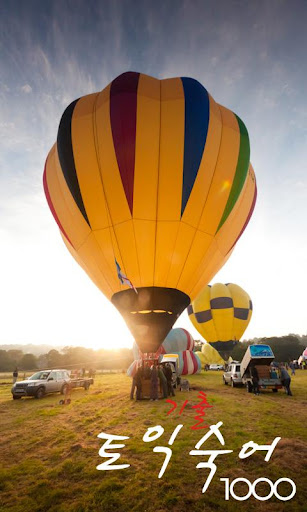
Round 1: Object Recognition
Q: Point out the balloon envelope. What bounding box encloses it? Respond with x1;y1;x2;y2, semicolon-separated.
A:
188;283;252;359
44;72;256;353
201;343;226;365
174;351;201;375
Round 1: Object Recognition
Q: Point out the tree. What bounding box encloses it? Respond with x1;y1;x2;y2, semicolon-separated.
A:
0;350;14;371
47;349;64;368
20;353;37;370
7;350;23;365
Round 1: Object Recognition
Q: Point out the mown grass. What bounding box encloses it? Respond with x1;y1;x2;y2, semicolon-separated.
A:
0;371;306;511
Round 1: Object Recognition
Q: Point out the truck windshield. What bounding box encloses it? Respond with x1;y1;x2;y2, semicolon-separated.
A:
29;371;50;380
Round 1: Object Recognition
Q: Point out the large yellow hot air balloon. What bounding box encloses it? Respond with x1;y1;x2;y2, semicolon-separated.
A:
188;283;253;359
43;72;256;354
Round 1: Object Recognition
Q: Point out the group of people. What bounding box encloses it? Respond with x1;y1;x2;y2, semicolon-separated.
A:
130;363;175;401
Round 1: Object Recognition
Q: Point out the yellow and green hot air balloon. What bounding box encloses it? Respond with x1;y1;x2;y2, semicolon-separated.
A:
200;342;226;365
188;283;252;359
43;72;256;354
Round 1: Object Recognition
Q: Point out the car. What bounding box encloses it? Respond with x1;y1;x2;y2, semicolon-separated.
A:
223;362;242;387
11;369;94;399
241;345;282;393
209;364;224;371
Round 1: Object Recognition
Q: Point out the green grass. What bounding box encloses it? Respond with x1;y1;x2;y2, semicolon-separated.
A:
0;371;306;511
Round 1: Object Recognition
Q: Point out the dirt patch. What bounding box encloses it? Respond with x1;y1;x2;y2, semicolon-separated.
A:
274;437;307;471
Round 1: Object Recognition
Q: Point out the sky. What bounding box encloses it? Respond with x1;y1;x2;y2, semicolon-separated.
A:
0;0;306;351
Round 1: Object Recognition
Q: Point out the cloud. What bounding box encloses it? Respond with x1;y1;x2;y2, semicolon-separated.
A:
20;84;32;94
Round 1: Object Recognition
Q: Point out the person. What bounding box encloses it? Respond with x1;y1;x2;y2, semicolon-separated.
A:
150;365;159;401
143;363;151;380
135;365;143;400
280;365;292;396
157;364;168;398
251;365;260;395
289;361;295;376
130;375;137;400
12;367;18;384
164;363;175;397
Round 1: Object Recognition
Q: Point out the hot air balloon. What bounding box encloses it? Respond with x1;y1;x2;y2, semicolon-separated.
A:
174;350;201;375
188;283;252;359
43;71;256;354
198;343;225;365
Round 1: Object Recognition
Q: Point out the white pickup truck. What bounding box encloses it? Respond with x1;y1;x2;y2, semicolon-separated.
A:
241;345;282;393
11;369;94;399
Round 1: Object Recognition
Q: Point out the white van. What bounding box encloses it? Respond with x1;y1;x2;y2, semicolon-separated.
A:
160;354;180;387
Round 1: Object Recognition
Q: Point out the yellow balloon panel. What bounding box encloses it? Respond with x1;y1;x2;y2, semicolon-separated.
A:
134;74;160;220
153;221;180;286
72;93;110;231
158;78;185;221
198;106;240;235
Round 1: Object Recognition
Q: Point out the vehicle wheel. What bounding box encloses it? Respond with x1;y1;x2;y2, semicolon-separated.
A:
61;384;68;395
246;382;252;393
35;387;45;399
13;395;21;400
84;382;90;390
231;379;236;388
272;389;278;393
223;378;228;385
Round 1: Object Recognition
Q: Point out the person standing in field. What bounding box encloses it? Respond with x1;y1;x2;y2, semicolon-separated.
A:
135;365;143;400
251;365;260;395
280;365;293;396
150;365;159;401
157;364;168;398
164;363;175;397
12;367;18;384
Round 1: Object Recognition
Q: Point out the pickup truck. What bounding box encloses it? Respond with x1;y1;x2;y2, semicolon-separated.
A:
241;345;282;393
209;364;224;371
11;369;94;399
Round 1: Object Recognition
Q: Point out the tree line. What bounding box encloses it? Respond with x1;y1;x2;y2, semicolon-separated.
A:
0;334;306;372
0;346;134;372
231;334;307;362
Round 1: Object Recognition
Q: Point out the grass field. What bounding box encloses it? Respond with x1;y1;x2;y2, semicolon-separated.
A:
0;370;306;512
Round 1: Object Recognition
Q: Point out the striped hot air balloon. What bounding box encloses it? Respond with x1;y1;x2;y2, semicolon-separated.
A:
188;283;253;359
44;72;257;354
175;350;202;375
